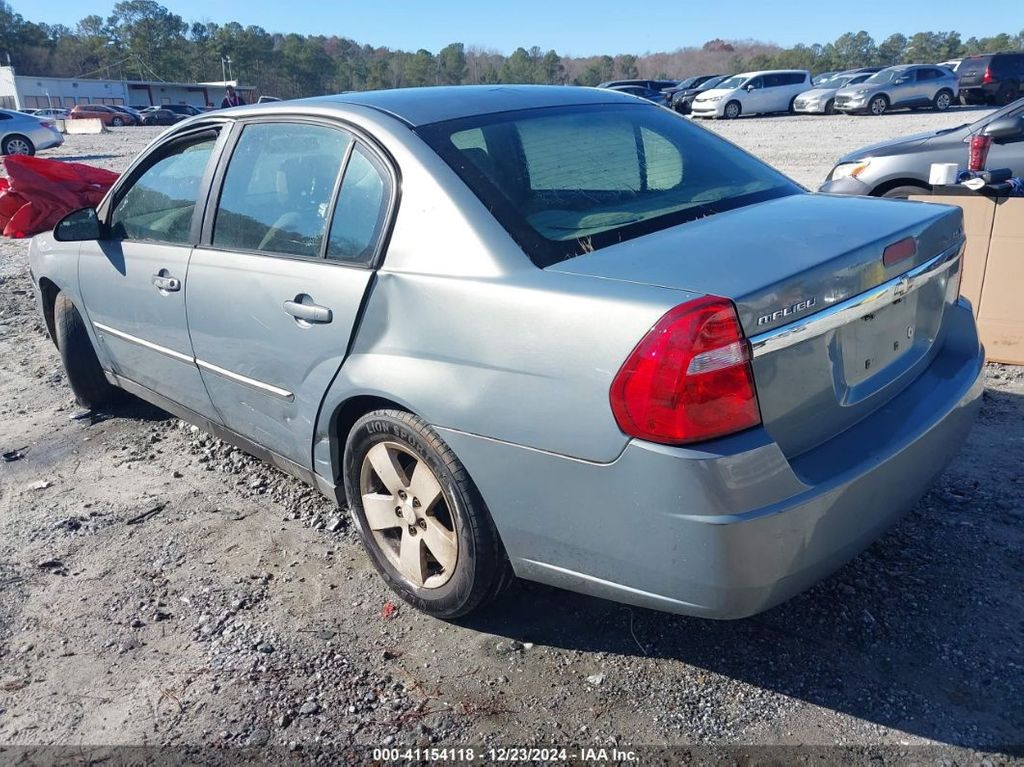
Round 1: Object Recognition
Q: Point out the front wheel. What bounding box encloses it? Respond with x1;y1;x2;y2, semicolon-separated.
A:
111;116;124;127
880;185;930;200
344;409;513;619
1;134;34;156
869;95;888;116
824;99;836;115
933;90;953;111
54;292;116;409
723;100;742;119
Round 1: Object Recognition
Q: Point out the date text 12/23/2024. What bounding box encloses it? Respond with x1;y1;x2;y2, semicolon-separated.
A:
373;747;639;762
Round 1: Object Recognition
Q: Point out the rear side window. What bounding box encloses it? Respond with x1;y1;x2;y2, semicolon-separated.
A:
326;146;392;264
782;72;808;85
213;122;350;257
418;104;799;267
109;133;217;244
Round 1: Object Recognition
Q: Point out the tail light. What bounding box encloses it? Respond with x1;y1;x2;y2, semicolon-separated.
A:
982;67;993;84
610;296;761;445
40;120;53;129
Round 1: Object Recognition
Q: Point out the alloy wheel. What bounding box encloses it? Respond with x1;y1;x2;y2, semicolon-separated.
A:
724;102;740;119
4;137;31;155
935;92;952;110
870;97;887;116
359;440;458;589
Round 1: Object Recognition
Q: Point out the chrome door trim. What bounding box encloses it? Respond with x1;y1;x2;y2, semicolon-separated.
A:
748;239;964;358
93;321;294;401
93;322;194;364
195;359;295;401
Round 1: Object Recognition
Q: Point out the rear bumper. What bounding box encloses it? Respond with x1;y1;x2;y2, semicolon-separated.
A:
440;301;983;618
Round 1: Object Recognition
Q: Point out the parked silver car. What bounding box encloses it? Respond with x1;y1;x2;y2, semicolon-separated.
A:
820;98;1024;197
0;108;65;155
834;65;959;115
29;86;983;620
794;71;874;114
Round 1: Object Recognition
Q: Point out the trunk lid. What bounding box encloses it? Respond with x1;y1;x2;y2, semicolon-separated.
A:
549;194;965;457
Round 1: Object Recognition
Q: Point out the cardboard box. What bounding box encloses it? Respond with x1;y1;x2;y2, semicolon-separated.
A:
911;191;1024;365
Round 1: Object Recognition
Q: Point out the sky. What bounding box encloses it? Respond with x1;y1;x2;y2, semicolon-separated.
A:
13;0;1024;57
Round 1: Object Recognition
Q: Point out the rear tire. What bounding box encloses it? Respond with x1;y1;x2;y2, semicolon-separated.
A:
933;89;953;111
1;134;34;156
111;116;124;127
54;292;116;409
344;409;513;619
723;100;741;119
996;83;1019;106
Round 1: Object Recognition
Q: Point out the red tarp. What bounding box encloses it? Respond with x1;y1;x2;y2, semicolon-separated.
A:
0;155;119;238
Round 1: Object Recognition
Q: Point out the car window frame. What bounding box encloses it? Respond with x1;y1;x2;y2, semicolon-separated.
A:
100;122;232;247
198;114;400;271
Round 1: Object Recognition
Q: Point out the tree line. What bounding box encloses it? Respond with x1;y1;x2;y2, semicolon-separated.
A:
2;1;1023;99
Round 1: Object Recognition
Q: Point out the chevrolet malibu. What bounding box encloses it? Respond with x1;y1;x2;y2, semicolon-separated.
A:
29;86;983;620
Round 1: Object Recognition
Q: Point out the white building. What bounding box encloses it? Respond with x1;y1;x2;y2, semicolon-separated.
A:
0;67;255;110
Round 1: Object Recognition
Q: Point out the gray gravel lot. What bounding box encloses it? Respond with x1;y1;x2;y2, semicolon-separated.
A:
0;112;1021;760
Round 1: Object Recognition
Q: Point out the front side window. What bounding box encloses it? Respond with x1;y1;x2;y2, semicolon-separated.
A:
213;122;351;257
419;103;799;267
109;133;217;244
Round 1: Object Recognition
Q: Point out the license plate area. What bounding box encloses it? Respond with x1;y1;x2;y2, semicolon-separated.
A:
839;294;920;387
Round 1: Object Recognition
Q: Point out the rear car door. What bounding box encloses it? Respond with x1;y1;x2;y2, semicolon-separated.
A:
78;125;227;420
186;119;394;468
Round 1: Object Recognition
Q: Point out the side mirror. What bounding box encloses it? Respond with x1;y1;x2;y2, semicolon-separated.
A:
53;207;103;242
745;84;755;92
982;115;1024;141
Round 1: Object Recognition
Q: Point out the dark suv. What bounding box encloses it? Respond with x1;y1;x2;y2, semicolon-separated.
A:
958;52;1024;105
162;104;205;117
597;79;678;91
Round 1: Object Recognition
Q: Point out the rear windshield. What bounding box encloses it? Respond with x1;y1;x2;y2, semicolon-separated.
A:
417;104;799;267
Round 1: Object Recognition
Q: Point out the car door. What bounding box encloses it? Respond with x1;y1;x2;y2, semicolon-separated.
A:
186;119;394;468
742;77;768;113
898;69;926;106
78;125;228;421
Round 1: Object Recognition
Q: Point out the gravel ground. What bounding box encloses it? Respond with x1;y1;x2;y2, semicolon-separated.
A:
0;113;1021;761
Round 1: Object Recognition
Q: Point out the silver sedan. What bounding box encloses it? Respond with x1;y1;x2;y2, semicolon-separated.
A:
1;108;65;155
29;86;983;620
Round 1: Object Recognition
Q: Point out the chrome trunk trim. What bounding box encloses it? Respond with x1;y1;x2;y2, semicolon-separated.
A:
748;240;964;358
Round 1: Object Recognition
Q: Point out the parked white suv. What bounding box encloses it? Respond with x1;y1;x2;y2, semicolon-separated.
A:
691;70;812;119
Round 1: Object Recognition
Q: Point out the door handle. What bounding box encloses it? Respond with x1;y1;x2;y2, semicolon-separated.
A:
283;298;333;324
152;273;180;291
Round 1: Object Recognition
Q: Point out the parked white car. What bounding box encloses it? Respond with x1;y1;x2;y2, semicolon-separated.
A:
691;70;812;119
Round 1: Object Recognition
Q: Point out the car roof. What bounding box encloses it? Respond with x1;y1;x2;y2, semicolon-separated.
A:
266;85;639;127
734;69;808;77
